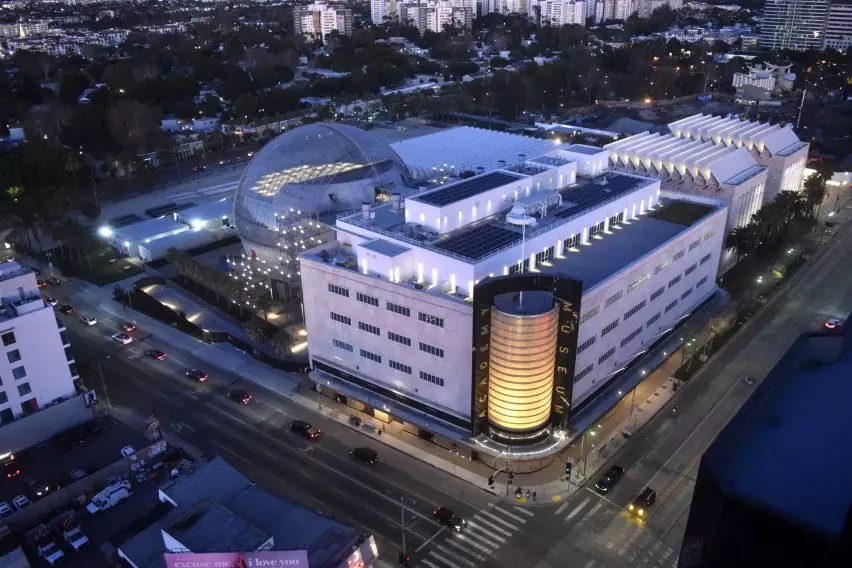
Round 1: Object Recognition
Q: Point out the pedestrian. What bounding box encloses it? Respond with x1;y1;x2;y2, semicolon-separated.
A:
525;489;531;499
532;490;537;501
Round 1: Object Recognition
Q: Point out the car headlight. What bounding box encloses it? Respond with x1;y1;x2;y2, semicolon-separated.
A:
628;504;634;511
638;509;644;516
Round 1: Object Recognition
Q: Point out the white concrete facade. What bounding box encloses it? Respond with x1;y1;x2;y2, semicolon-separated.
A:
0;262;77;424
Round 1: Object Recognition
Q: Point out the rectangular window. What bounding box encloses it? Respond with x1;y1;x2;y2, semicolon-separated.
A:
535;246;554;264
668;275;682;289
696;276;708;288
0;392;6;404
17;383;31;397
580;306;599;324
418;312;444;328
359;349;381;363
684;263;697;277
564;234;580;250
509;259;530;275
11;366;26;381
589;221;606;237
332;339;353;353
419;342;444;358
386;301;410;317
646;312;662;328
665;299;678;313
356;292;379;307
621;327;643;348
574;364;594;383
623;300;646;321
609;212;624;228
672;250;685;262
577;336;596;354
358;321;380;336
419;371;445;387
389;360;412;374
704;229;716;241
6;349;21;364
0;408;12;424
330;312;351;325
650;286;665;302
598;347;616;365
604;291;623;308
601;319;619;337
328;283;349;298
688;239;701;252
387;331;411;347
654;260;670;274
681;288;693;301
700;253;712;265
1;332;14;346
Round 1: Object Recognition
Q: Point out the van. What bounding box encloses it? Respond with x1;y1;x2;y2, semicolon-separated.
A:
351;447;378;465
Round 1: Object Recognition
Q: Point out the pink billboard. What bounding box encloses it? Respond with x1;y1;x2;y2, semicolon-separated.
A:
165;550;309;568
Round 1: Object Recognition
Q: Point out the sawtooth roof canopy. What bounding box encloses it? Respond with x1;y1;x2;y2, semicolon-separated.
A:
667;113;803;157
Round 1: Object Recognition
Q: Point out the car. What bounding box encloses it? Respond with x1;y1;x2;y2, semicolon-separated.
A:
22;477;54;498
46;277;61;286
45;297;58;306
145;349;167;361
58;304;74;314
120;446;135;457
184;368;208;382
628;487;657;517
192;165;206;173
70;469;87;481
4;462;21;479
351;447;378;464
290;420;321;440
824;318;842;330
0;502;11;519
595;465;625;494
227;390;253;405
120;321;137;332
433;506;465;532
37;280;47;288
78;316;97;326
12;495;30;510
111;333;133;345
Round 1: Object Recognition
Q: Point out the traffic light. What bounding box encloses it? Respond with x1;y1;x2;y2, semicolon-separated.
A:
399;552;410;567
508;471;514;485
565;460;573;477
488;474;495;486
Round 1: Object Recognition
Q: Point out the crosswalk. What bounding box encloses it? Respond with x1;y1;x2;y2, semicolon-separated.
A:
417;503;533;568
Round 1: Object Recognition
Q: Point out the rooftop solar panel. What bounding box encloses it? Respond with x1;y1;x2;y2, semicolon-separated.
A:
564;144;605;156
553;174;648;219
433;224;520;259
416;171;522;206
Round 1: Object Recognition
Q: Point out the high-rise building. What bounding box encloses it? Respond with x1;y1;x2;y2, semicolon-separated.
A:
293;2;353;41
823;1;852;52
536;0;587;26
0;262;78;423
371;0;474;32
760;0;831;51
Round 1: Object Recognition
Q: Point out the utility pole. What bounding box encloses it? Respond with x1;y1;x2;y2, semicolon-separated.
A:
97;359;112;409
400;497;406;560
316;381;322;411
628;387;638;431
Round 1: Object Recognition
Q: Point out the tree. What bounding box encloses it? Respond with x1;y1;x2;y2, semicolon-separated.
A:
59;71;90;104
803;170;829;218
107;100;163;160
243;321;267;344
270;329;292;357
726;225;756;260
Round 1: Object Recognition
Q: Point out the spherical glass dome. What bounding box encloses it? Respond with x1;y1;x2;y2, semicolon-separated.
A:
234;122;413;265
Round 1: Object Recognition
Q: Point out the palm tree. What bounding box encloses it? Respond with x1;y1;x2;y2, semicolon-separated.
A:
726;225;756;261
243;321;267;344
774;190;807;224
803;171;828;219
270;329;292;357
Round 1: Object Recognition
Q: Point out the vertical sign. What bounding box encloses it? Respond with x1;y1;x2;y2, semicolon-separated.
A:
471;291;493;436
552;276;582;429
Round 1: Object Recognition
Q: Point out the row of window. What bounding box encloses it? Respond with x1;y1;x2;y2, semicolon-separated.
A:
604;291;623;308
577;336;596;354
328;284;446;330
696;276;708;288
598;346;616;365
700;253;712;265
620;326;643;348
328;283;349;297
360;348;381;363
388;331;411;347
623;300;646;321
389;359;412;374
681;287;693;301
0;382;31;403
357;292;378;307
672;250;685;262
601;319;619;337
564;233;580;250
646;312;661;328
580;306;600;324
650;286;665;302
358;321;380;336
419;342;444;358
574;364;594;383
684;263;697;277
668;275;682;289
420;371;445;387
387;301;410;317
334;340;446;387
688;239;701;252
330;312;351;325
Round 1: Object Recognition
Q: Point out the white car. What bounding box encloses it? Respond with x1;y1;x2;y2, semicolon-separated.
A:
0;501;11;518
120;446;135;457
12;495;29;511
45;297;58;306
824;318;843;330
79;316;98;326
111;332;133;345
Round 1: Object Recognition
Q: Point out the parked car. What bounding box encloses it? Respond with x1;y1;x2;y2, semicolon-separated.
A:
595;465;625;494
58;304;74;314
4;461;21;479
37;280;47;288
290;420;321;440
111;332;133;345
145;349;167;361
192;165;206;173
120;446;135;457
227;390;253;405
184;368;208;382
628;487;657;517
120;321;137;332
351;447;378;464
46;277;61;286
22;476;55;498
433;506;465;532
45;297;58;306
78;316;97;326
0;502;12;518
12;494;30;510
824;318;842;330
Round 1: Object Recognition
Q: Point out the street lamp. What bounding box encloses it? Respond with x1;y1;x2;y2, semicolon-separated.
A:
580;429;596;477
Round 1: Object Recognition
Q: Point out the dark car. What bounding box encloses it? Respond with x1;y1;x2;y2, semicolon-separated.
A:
3;462;21;479
46;277;61;286
58;304;74;314
351;447;378;465
290;420;321;440
595;465;625;495
37;280;47;288
192;165;206;173
228;390;253;405
628;487;657;517
22;477;55;498
145;349;167;361
184;368;208;382
120;321;137;333
433;506;465;532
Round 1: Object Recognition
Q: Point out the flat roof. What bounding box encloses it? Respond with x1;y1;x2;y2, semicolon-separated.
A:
167;499;269;553
563;144;606;155
414;171;523;206
112;217;188;243
175;198;234;222
360;238;409;257
532;155;573;167
705;327;852;537
647;200;716;226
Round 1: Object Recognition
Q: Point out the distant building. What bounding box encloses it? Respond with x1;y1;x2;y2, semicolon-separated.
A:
372;0;475;33
293;2;353;41
535;0;587;26
760;0;831;51
823;1;852;52
678;314;852;568
732;62;796;100
118;457;378;568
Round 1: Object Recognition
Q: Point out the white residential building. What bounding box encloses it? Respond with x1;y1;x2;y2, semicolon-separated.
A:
301;145;726;448
293;2;353;40
823;1;852;52
0;262;77;424
372;0;474;31
536;0;587;25
760;0;831;51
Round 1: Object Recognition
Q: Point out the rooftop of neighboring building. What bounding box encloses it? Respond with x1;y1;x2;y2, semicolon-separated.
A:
165;498;270;553
703;318;852;538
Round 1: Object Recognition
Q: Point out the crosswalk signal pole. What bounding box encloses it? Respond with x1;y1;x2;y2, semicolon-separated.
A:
400;496;406;559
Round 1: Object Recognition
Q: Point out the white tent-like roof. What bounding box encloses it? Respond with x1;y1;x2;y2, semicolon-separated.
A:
668;113;802;156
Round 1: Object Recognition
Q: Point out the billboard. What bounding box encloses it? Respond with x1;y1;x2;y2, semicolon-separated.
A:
165;550;309;568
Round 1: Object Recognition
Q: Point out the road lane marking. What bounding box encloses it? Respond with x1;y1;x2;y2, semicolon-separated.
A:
442;538;486;561
460;527;500;549
469;516;512;537
465;521;507;542
478;509;520;530
512;505;534;517
414;527;448;553
564;497;591;521
434;545;476;568
453;533;493;555
486;503;527;523
428;550;465;568
554;501;571;515
421;560;443;568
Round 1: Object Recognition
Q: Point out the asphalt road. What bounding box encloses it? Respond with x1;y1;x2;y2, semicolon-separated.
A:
51;288;531;568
